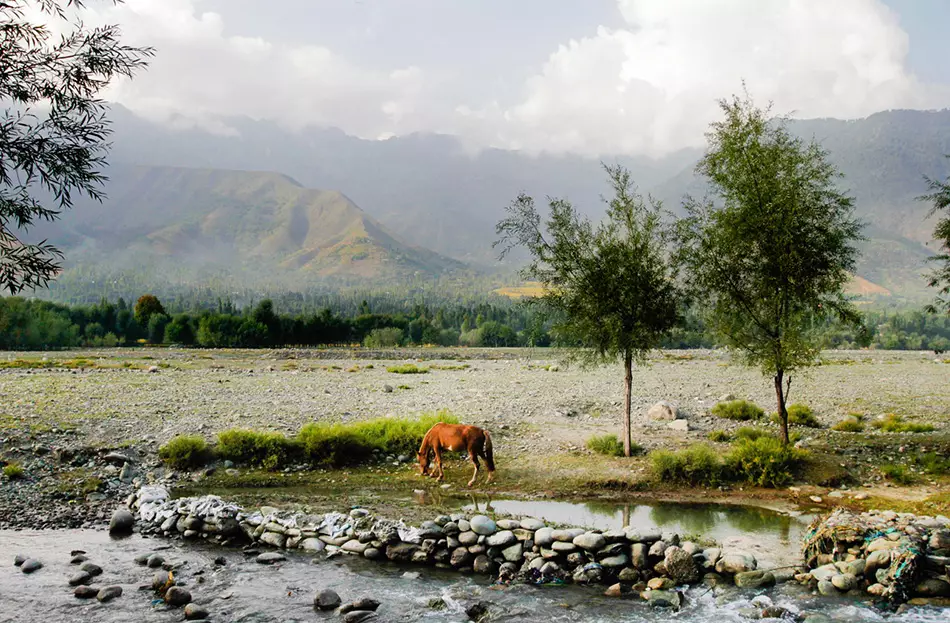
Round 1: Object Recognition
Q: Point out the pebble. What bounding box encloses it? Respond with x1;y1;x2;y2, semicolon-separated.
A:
340;598;381;614
146;554;165;568
314;589;342;610
256;552;286;564
165;586;192;607
73;586;99;599
184;603;210;620
20;559;42;573
68;571;93;586
343;612;378;623
13;554;27;567
108;508;134;535
97;586;123;602
81;562;103;576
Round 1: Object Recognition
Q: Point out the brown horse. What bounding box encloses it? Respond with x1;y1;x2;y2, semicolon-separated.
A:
417;422;495;487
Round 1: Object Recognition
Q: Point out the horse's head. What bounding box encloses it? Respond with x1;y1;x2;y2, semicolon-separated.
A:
417;450;430;476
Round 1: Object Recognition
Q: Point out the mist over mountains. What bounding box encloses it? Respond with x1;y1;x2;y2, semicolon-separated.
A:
39;104;950;299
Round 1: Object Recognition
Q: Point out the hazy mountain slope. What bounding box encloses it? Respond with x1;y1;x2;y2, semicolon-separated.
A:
98;106;950;297
32;165;463;282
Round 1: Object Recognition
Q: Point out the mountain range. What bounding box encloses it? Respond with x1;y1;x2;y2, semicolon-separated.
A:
34;105;950;299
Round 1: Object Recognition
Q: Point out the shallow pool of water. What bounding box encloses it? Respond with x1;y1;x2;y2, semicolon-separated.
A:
2;529;948;623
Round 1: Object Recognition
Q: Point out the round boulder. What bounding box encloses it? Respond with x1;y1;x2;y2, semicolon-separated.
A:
470;515;497;536
314;589;342;611
109;509;135;535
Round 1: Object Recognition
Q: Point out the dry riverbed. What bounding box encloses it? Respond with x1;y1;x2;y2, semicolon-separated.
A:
1;347;949;528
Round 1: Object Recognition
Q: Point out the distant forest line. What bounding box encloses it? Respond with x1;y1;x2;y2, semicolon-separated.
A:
2;291;949;352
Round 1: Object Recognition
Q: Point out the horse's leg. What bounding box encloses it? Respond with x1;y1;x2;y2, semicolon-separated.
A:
467;449;480;487
434;444;445;481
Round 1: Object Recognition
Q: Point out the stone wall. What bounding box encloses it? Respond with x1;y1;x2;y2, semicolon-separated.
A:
127;487;762;608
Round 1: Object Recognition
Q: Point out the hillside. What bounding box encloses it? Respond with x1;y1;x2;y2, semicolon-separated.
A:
96;106;950;298
32;165;464;284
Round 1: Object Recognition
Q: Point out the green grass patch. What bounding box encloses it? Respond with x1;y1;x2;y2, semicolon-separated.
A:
871;414;935;433
0;358;96;370
586;434;641;457
707;430;731;442
832;417;865;432
771;404;820;428
216;411;460;470
3;462;25;480
386;364;428;374
158;435;213;469
881;464;916;485
735;427;770;441
913;452;950;476
712;400;764;421
430;364;470;371
651;444;723;487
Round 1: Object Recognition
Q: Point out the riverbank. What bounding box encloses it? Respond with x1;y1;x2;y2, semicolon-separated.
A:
2;347;949;530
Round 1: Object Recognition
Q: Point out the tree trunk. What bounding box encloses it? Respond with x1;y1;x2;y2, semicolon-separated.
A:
774;369;789;445
623;351;633;457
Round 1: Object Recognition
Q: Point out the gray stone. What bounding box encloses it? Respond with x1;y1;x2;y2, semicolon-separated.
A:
734;570;775;589
551;541;577;553
314;589;342;611
915;578;950;597
340;598;381;614
496;519;520;530
300;538;326;552
618;567;640;582
256;552;286;564
342;540;369;554
600;555;629;568
71;554;90;565
103;452;134;466
109;509;134;535
817;580;837;596
470;515;496;536
13;554;27;566
667;419;690;432
715;551;756;574
631;543;648;569
552;528;584;542
930;530;950;551
343;612;378;623
648;541;667;558
648;401;678;421
165;587;192;607
486;530;516;548
74;586;98;599
540;561;560;576
363;548;382;560
450;547;472;567
810;564;838;583
184;603;210;620
520;518;545;531
20;559;42;573
457;519;471;532
831;573;857;591
259;531;286;548
534;527;554;547
573;532;607;551
386;543;419;562
837;559;865;577
572;563;604;584
646;589;681;608
458;531;479;546
146;554;165;568
625;529;661;543
664;546;699;584
473;555;493;574
501;542;523;562
97;586;123;602
69;571;92;586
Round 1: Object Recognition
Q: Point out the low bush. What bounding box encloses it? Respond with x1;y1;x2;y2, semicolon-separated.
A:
3;462;25;480
913;452;950;475
772;404;820;428
712;400;764;421
650;445;723;487
881;464;916;485
724;436;806;488
386;364;428;374
586;434;641;457
216;429;301;470
707;430;731;443
158;435;213;469
735;427;770;442
832;417;865;432
872;414;935;433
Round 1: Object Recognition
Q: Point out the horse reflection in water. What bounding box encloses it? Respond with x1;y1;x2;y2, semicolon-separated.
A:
417;422;495;487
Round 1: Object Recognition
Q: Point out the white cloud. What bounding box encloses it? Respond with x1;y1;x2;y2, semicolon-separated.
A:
57;0;950;156
459;0;950;156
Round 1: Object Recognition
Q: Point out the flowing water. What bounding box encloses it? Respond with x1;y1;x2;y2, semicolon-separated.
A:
2;499;947;622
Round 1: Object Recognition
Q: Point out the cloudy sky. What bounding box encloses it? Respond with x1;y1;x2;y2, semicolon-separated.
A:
73;0;950;157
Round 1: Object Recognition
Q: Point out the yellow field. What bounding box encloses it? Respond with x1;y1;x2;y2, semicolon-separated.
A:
494;282;545;299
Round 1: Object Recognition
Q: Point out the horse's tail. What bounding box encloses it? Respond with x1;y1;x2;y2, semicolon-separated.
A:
483;429;495;471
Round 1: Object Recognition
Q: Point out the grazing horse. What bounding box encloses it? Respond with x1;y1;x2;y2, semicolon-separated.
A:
417;422;495;487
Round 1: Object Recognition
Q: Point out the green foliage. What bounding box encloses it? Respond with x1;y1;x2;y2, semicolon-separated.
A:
496;165;681;457
871;414;935;433
735;427;770;441
918;156;950;313
164;314;195;345
386;364;428;374
724;436;806;488
158;435;212;469
3;462;24;480
712;400;764;421
881;464;916;485
0;1;152;294
216;430;299;470
676;93;863;444
771;403;820;428
913;452;950;475
650;445;723;487
586;434;641;457
134;294;166;327
363;327;403;348
707;430;732;442
832;417;865;432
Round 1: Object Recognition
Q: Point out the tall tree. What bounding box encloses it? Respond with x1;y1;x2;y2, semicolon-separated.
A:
676;94;863;444
919;156;950;314
1;0;153;294
496;165;680;456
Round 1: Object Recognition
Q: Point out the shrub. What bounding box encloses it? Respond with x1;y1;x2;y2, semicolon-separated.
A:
724;436;806;488
913;452;950;475
3;463;25;480
386;364;428;374
707;430;731;442
364;327;404;348
586;434;641;457
832;417;864;432
158;435;212;469
650;445;723;486
872;414;935;433
772;404;820;428
216;430;301;470
881;464;916;485
735;427;770;442
712;400;764;421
